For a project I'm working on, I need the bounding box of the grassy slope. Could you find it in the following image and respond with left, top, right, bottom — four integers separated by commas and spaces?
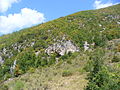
0, 4, 120, 49
2, 52, 88, 90
0, 4, 120, 90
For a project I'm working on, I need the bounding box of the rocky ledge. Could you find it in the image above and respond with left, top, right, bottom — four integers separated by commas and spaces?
45, 40, 79, 56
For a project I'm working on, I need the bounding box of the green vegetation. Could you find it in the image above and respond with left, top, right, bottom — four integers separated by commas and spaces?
62, 70, 73, 77
85, 49, 120, 90
0, 4, 120, 90
1, 52, 88, 90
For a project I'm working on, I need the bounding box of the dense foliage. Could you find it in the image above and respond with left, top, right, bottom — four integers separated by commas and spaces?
85, 49, 120, 90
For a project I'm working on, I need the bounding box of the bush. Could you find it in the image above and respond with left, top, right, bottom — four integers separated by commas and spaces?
104, 29, 120, 40
117, 44, 120, 52
112, 55, 120, 62
4, 72, 12, 80
14, 80, 24, 90
40, 58, 48, 66
62, 70, 73, 77
84, 60, 94, 72
16, 48, 36, 72
60, 54, 69, 60
0, 85, 8, 90
85, 49, 120, 90
28, 67, 36, 73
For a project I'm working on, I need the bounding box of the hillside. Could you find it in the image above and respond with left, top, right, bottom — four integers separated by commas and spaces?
0, 4, 120, 90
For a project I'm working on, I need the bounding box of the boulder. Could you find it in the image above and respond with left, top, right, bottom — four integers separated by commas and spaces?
10, 60, 17, 75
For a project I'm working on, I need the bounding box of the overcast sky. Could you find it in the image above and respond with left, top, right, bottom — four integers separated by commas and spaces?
0, 0, 119, 35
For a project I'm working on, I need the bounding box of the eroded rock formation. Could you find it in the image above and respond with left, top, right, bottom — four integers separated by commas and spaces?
45, 40, 79, 56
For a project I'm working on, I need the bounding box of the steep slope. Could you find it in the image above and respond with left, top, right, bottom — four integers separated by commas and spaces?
0, 4, 120, 90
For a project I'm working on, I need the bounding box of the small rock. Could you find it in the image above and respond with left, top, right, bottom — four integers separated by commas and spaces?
84, 41, 89, 51
117, 21, 120, 24
0, 56, 4, 65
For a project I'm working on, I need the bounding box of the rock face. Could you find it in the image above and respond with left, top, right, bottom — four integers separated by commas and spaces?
45, 40, 79, 56
10, 60, 17, 76
84, 41, 89, 52
0, 56, 4, 65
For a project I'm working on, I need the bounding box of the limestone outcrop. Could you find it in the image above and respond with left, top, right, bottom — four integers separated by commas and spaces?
0, 56, 4, 65
45, 40, 79, 56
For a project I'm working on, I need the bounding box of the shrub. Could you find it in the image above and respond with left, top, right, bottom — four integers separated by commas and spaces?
117, 44, 120, 52
103, 29, 120, 40
14, 65, 24, 77
112, 55, 120, 62
85, 49, 120, 90
62, 70, 73, 77
84, 60, 94, 72
0, 85, 8, 90
40, 58, 48, 66
28, 67, 36, 73
60, 54, 69, 60
16, 48, 36, 72
14, 80, 24, 90
48, 53, 57, 65
4, 72, 12, 80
